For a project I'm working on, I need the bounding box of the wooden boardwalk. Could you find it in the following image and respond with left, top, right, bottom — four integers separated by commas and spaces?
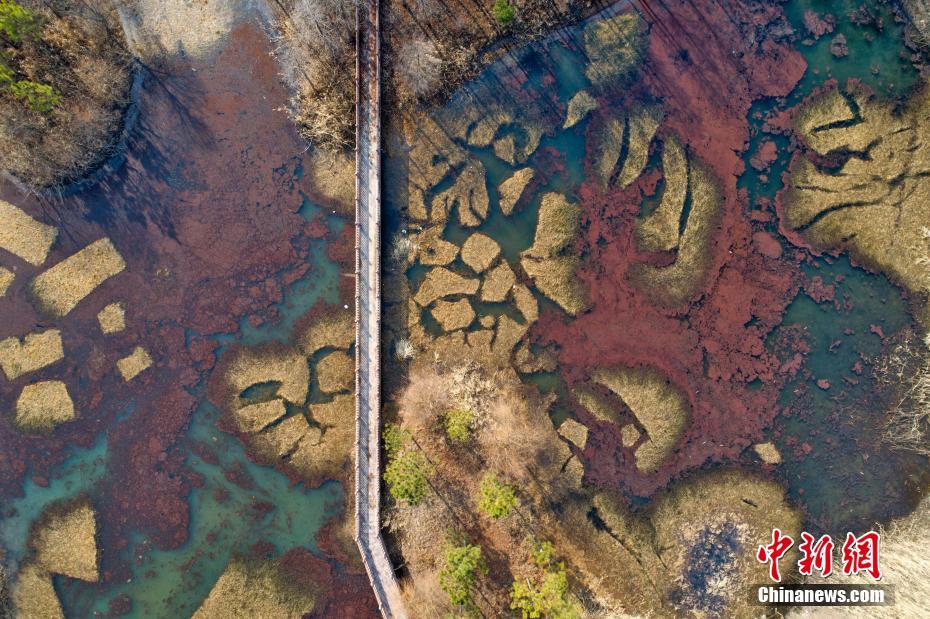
354, 1, 407, 618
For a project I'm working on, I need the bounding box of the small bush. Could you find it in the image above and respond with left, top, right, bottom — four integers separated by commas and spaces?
492, 0, 515, 24
478, 473, 518, 519
444, 408, 475, 443
439, 541, 487, 609
383, 423, 431, 505
511, 540, 580, 618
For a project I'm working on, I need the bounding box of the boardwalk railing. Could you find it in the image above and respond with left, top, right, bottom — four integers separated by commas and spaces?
354, 1, 407, 618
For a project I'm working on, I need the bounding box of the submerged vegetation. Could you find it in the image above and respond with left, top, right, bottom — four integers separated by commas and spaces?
0, 0, 132, 187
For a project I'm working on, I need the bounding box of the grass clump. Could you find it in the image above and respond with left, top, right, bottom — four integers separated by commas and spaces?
439, 540, 487, 610
384, 423, 432, 505
492, 0, 515, 25
444, 407, 475, 444
478, 473, 518, 519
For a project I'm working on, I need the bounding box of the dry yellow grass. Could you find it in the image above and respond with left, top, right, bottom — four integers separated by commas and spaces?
287, 395, 355, 481
595, 115, 626, 187
480, 261, 516, 302
792, 493, 930, 618
511, 284, 538, 323
635, 136, 688, 252
0, 329, 64, 381
193, 556, 315, 619
564, 90, 598, 129
0, 200, 57, 266
583, 13, 646, 89
315, 350, 353, 394
431, 160, 489, 227
522, 255, 588, 316
573, 386, 623, 426
15, 380, 75, 433
593, 366, 689, 473
492, 314, 530, 360
29, 238, 125, 318
303, 148, 354, 217
618, 106, 663, 188
116, 346, 152, 382
650, 470, 802, 618
96, 302, 126, 334
523, 192, 580, 259
13, 562, 63, 619
430, 298, 475, 332
520, 192, 588, 314
297, 308, 354, 356
498, 167, 534, 216
415, 226, 459, 266
629, 159, 723, 307
31, 498, 98, 582
0, 266, 13, 296
753, 442, 782, 464
232, 399, 288, 433
413, 267, 480, 306
557, 418, 589, 449
784, 85, 930, 305
620, 423, 640, 447
460, 233, 500, 273
226, 344, 308, 407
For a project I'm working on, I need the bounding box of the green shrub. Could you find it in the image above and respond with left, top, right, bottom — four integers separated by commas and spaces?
492, 0, 515, 25
477, 473, 518, 519
7, 80, 59, 112
511, 541, 580, 619
383, 422, 408, 458
439, 542, 487, 608
444, 408, 475, 443
383, 424, 432, 505
0, 0, 42, 43
384, 450, 430, 505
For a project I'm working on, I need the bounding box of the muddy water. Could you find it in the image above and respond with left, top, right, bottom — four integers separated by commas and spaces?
0, 16, 356, 618
390, 0, 930, 538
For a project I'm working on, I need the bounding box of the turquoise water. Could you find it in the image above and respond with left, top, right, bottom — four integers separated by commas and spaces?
768, 256, 925, 534
57, 190, 345, 614
1, 134, 347, 619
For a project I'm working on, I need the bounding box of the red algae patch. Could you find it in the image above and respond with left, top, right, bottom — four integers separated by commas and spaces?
532, 0, 808, 499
